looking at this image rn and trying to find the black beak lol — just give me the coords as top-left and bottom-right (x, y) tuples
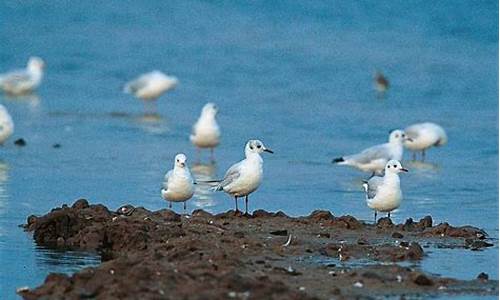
(405, 137), (413, 142)
(264, 148), (274, 154)
(400, 168), (408, 172)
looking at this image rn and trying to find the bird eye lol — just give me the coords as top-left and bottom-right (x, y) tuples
(393, 165), (397, 168)
(387, 165), (390, 168)
(249, 146), (254, 150)
(257, 145), (261, 149)
(402, 134), (405, 137)
(176, 159), (179, 162)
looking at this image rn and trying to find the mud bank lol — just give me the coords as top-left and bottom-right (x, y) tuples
(19, 199), (497, 299)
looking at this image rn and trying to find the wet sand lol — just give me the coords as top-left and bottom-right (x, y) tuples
(18, 199), (497, 299)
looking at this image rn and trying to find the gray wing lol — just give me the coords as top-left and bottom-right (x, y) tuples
(162, 170), (173, 189)
(0, 70), (31, 87)
(216, 162), (242, 190)
(404, 125), (420, 140)
(363, 176), (384, 199)
(124, 75), (149, 94)
(346, 143), (391, 164)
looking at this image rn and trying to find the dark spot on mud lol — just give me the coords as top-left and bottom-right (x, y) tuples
(270, 229), (288, 236)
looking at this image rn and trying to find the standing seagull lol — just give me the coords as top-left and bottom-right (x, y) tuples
(161, 153), (195, 211)
(404, 122), (447, 161)
(0, 105), (13, 144)
(0, 57), (45, 95)
(332, 130), (411, 176)
(124, 70), (178, 101)
(214, 139), (273, 214)
(190, 103), (221, 161)
(363, 160), (408, 223)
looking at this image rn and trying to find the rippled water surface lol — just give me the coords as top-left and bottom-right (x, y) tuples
(0, 1), (498, 298)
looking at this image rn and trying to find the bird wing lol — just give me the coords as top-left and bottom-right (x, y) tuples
(216, 162), (242, 190)
(162, 170), (173, 189)
(347, 143), (390, 164)
(0, 70), (31, 87)
(123, 73), (151, 94)
(363, 176), (384, 199)
(404, 124), (421, 140)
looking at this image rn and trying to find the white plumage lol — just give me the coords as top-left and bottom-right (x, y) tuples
(333, 130), (410, 175)
(124, 70), (178, 100)
(0, 105), (13, 144)
(363, 160), (407, 222)
(404, 122), (447, 160)
(0, 57), (45, 95)
(215, 140), (273, 213)
(161, 153), (195, 210)
(190, 103), (220, 159)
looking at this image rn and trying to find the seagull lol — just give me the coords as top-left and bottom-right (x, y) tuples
(374, 71), (389, 95)
(404, 122), (447, 161)
(161, 153), (195, 211)
(332, 129), (411, 176)
(190, 103), (221, 161)
(0, 57), (45, 95)
(363, 160), (408, 223)
(214, 139), (273, 214)
(0, 105), (13, 144)
(124, 70), (178, 101)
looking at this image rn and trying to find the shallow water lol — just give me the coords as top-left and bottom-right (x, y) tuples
(0, 1), (498, 298)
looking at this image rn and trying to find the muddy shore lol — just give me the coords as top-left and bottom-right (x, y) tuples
(18, 199), (497, 299)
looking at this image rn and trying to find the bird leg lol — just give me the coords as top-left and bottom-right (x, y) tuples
(421, 150), (426, 162)
(412, 152), (416, 161)
(183, 201), (186, 212)
(234, 196), (239, 213)
(245, 195), (249, 215)
(374, 211), (377, 224)
(169, 201), (172, 209)
(387, 212), (391, 219)
(196, 148), (201, 164)
(210, 148), (215, 162)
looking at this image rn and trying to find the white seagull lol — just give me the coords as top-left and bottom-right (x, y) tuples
(214, 139), (273, 214)
(332, 129), (411, 176)
(161, 153), (195, 211)
(363, 160), (408, 223)
(0, 57), (45, 95)
(190, 103), (221, 161)
(404, 122), (447, 161)
(124, 70), (178, 101)
(0, 105), (13, 144)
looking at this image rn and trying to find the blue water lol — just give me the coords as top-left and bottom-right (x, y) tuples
(0, 1), (497, 298)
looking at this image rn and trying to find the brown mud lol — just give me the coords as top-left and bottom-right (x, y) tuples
(18, 199), (497, 299)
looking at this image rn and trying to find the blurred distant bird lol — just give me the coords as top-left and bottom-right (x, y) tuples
(363, 160), (407, 223)
(0, 105), (14, 144)
(124, 70), (178, 101)
(190, 103), (221, 161)
(0, 57), (45, 95)
(161, 153), (195, 211)
(332, 130), (411, 176)
(374, 71), (389, 95)
(404, 122), (447, 161)
(214, 139), (273, 214)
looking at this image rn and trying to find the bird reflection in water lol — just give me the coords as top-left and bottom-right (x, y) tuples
(4, 93), (41, 113)
(191, 162), (218, 211)
(0, 161), (10, 238)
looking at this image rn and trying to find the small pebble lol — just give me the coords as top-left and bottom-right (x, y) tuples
(353, 281), (363, 288)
